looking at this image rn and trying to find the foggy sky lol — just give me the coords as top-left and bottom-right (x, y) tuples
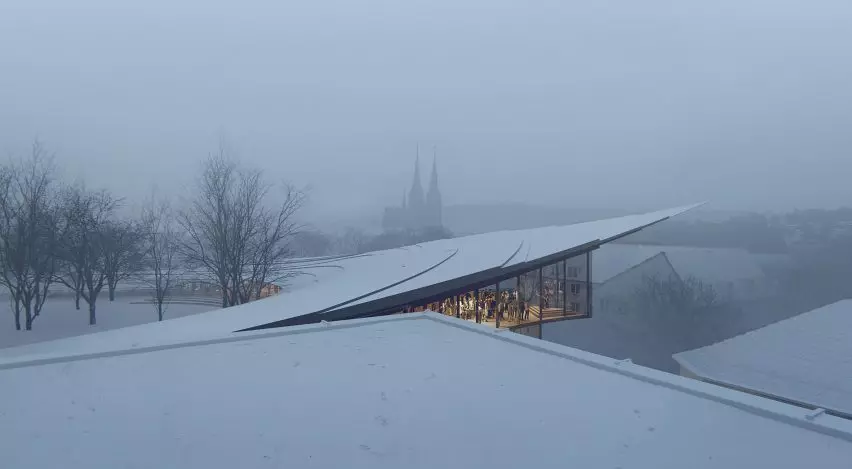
(2, 0), (852, 225)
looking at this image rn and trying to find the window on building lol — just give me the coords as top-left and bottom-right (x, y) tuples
(540, 261), (564, 320)
(569, 302), (581, 312)
(570, 283), (581, 296)
(567, 266), (580, 278)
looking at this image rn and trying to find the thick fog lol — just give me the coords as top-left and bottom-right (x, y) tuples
(7, 3), (852, 448)
(2, 0), (852, 224)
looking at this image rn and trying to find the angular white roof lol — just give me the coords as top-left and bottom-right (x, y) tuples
(674, 300), (852, 417)
(2, 313), (851, 469)
(0, 204), (698, 365)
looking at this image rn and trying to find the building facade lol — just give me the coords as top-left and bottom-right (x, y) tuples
(383, 148), (442, 231)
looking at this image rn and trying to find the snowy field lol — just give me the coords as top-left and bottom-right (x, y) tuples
(0, 295), (218, 350)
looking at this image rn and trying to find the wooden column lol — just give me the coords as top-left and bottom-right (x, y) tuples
(495, 281), (501, 328)
(538, 267), (543, 322)
(455, 295), (460, 318)
(475, 288), (481, 323)
(563, 260), (568, 317)
(516, 275), (522, 323)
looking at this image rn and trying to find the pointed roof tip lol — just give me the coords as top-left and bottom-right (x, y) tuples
(413, 145), (423, 179)
(427, 145), (440, 193)
(409, 145), (425, 197)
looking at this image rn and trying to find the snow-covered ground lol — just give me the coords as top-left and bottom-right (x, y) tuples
(0, 295), (217, 350)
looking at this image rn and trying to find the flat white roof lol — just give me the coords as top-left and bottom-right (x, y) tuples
(0, 204), (698, 365)
(674, 300), (852, 417)
(2, 313), (851, 469)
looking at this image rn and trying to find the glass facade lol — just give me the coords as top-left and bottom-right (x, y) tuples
(394, 250), (594, 337)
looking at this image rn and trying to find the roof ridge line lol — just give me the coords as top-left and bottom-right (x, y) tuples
(0, 314), (422, 371)
(597, 251), (669, 285)
(421, 313), (852, 442)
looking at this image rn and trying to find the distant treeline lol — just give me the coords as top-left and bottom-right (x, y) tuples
(618, 214), (788, 253)
(292, 226), (453, 257)
(619, 208), (852, 254)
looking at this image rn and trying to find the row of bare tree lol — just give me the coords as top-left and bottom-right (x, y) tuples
(0, 140), (304, 331)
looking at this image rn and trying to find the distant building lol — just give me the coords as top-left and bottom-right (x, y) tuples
(541, 245), (784, 373)
(591, 244), (776, 313)
(382, 147), (442, 231)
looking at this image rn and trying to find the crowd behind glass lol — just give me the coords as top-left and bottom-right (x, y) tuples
(402, 252), (592, 330)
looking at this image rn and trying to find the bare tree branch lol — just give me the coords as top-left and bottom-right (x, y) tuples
(102, 220), (143, 301)
(140, 195), (181, 321)
(178, 144), (305, 308)
(55, 185), (120, 325)
(0, 139), (60, 331)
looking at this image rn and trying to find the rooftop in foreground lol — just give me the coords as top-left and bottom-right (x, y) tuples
(674, 299), (852, 418)
(2, 313), (852, 469)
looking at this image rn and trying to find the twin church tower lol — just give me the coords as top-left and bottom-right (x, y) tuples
(382, 146), (443, 231)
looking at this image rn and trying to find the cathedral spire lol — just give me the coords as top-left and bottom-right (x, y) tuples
(408, 145), (425, 212)
(428, 146), (439, 194)
(426, 145), (442, 227)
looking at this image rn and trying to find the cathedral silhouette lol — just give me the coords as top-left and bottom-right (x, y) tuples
(382, 146), (443, 231)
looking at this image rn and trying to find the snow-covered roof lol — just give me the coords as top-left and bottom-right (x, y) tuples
(0, 204), (698, 364)
(674, 300), (852, 417)
(2, 313), (851, 469)
(593, 244), (765, 284)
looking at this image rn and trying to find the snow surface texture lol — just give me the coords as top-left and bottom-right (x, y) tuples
(0, 204), (697, 366)
(2, 313), (852, 469)
(674, 299), (852, 416)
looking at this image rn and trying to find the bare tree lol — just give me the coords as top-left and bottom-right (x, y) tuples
(55, 186), (119, 325)
(140, 197), (181, 321)
(54, 215), (84, 310)
(633, 274), (718, 319)
(333, 227), (367, 255)
(179, 147), (304, 308)
(102, 220), (143, 301)
(240, 183), (304, 303)
(290, 230), (331, 258)
(0, 140), (60, 330)
(179, 154), (235, 307)
(62, 268), (84, 310)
